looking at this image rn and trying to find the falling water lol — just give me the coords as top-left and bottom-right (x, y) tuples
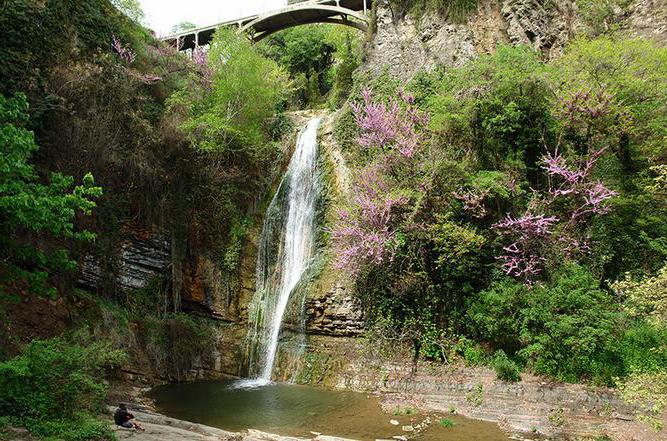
(243, 118), (321, 385)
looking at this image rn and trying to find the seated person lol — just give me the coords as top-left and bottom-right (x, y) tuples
(113, 403), (145, 431)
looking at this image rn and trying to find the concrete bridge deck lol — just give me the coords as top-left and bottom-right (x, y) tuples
(161, 0), (371, 49)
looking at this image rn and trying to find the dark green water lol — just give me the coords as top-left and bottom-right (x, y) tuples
(148, 380), (511, 441)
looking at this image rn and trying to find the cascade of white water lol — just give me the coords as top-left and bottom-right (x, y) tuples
(243, 118), (321, 385)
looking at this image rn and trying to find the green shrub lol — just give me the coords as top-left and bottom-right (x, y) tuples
(492, 350), (521, 382)
(518, 266), (622, 383)
(0, 337), (124, 439)
(454, 338), (488, 366)
(173, 27), (288, 153)
(28, 414), (115, 441)
(617, 322), (667, 375)
(470, 265), (623, 384)
(619, 370), (667, 431)
(0, 337), (125, 419)
(427, 45), (553, 181)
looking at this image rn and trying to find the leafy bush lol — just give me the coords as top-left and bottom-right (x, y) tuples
(0, 0), (148, 97)
(514, 266), (622, 383)
(427, 45), (553, 179)
(0, 337), (125, 439)
(614, 264), (667, 324)
(492, 350), (521, 382)
(617, 322), (667, 375)
(470, 265), (622, 383)
(27, 414), (116, 441)
(619, 371), (667, 431)
(174, 28), (288, 152)
(453, 337), (488, 367)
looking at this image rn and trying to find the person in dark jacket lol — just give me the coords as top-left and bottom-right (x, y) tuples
(113, 403), (145, 431)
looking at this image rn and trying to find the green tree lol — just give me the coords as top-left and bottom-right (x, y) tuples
(174, 28), (288, 152)
(111, 0), (145, 24)
(330, 31), (360, 107)
(427, 45), (554, 183)
(261, 25), (335, 103)
(0, 94), (102, 300)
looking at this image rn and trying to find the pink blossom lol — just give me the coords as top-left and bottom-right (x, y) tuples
(494, 148), (617, 284)
(542, 148), (616, 221)
(493, 214), (558, 281)
(560, 89), (613, 125)
(111, 34), (136, 64)
(331, 165), (407, 274)
(191, 44), (212, 85)
(351, 88), (429, 159)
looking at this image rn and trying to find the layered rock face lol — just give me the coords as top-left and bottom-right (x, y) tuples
(305, 284), (364, 337)
(627, 0), (667, 43)
(78, 230), (170, 293)
(362, 0), (577, 80)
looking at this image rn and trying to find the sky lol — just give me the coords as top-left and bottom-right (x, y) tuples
(139, 0), (287, 36)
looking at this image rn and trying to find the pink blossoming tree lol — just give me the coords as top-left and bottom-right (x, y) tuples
(350, 88), (429, 159)
(332, 89), (429, 274)
(493, 147), (617, 283)
(192, 44), (212, 85)
(331, 165), (407, 274)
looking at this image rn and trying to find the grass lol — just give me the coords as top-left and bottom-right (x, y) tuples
(440, 418), (456, 428)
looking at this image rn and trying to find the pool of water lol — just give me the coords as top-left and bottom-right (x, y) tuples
(148, 380), (511, 441)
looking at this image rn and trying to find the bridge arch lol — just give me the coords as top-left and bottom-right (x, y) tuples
(163, 0), (371, 50)
(240, 4), (369, 42)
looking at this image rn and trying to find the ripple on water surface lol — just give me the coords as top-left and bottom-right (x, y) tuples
(148, 380), (511, 441)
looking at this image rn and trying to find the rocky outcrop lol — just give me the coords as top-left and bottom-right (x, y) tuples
(362, 0), (478, 80)
(500, 0), (575, 57)
(305, 284), (364, 337)
(78, 230), (170, 292)
(361, 0), (667, 80)
(626, 0), (667, 43)
(362, 0), (579, 80)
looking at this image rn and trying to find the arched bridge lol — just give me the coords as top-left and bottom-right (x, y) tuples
(162, 0), (371, 50)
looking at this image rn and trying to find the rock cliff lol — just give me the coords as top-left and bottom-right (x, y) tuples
(362, 0), (666, 81)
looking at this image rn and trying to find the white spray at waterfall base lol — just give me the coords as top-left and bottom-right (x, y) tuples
(239, 118), (322, 387)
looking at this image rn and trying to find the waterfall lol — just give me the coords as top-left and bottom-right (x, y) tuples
(243, 117), (321, 385)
